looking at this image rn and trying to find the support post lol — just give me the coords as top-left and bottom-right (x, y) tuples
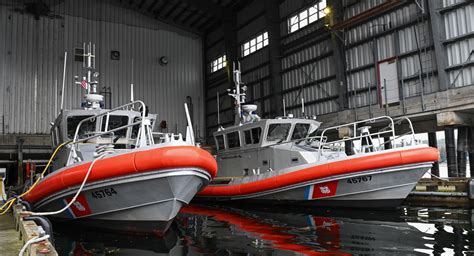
(468, 127), (474, 177)
(265, 0), (283, 117)
(328, 0), (347, 109)
(426, 0), (449, 90)
(445, 126), (457, 177)
(457, 126), (468, 177)
(16, 138), (24, 186)
(428, 131), (440, 177)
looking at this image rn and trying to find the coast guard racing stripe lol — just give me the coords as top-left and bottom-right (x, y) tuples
(305, 180), (338, 200)
(65, 194), (92, 218)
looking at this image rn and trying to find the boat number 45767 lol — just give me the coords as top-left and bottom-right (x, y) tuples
(91, 188), (118, 199)
(347, 175), (372, 184)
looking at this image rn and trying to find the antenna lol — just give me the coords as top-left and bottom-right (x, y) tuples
(283, 98), (286, 117)
(130, 58), (134, 103)
(60, 51), (67, 111)
(301, 98), (305, 117)
(217, 92), (220, 126)
(228, 61), (246, 125)
(184, 103), (195, 145)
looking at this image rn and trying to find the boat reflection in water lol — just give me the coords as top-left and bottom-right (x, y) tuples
(55, 204), (473, 255)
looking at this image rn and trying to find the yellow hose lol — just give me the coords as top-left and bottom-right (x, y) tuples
(0, 141), (69, 214)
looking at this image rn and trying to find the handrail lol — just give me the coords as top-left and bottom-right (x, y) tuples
(318, 116), (395, 150)
(72, 100), (147, 147)
(315, 116), (420, 159)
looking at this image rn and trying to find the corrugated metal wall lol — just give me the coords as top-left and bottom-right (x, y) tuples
(344, 1), (439, 110)
(204, 0), (474, 141)
(0, 0), (204, 136)
(442, 0), (474, 87)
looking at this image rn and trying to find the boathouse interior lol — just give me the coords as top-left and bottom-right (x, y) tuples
(0, 0), (473, 185)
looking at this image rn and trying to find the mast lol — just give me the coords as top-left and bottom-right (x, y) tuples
(228, 61), (247, 125)
(75, 42), (103, 110)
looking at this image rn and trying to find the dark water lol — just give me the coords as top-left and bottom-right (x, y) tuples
(54, 204), (474, 255)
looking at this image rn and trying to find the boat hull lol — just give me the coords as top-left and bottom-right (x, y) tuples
(32, 168), (210, 231)
(197, 146), (439, 208)
(197, 163), (431, 208)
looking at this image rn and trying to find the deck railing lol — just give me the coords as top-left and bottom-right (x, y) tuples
(316, 116), (417, 160)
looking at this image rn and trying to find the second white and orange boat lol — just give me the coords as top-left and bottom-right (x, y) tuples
(196, 63), (439, 208)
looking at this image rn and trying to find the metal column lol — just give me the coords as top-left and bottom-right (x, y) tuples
(328, 0), (348, 110)
(265, 0), (283, 117)
(428, 131), (440, 177)
(445, 126), (457, 177)
(457, 126), (468, 177)
(426, 0), (449, 91)
(468, 127), (474, 177)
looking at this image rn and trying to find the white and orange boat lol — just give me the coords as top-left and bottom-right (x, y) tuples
(19, 43), (217, 232)
(196, 63), (438, 208)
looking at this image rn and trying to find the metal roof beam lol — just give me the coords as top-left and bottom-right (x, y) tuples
(178, 0), (224, 19)
(163, 1), (182, 18)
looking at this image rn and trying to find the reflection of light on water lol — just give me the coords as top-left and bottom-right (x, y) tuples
(414, 248), (433, 255)
(443, 226), (454, 234)
(406, 222), (437, 235)
(443, 248), (454, 254)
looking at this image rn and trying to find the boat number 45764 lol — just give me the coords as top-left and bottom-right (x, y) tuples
(91, 188), (118, 199)
(347, 175), (372, 184)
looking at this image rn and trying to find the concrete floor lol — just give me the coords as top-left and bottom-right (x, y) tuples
(0, 213), (21, 256)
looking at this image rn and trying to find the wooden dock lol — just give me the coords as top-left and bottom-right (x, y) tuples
(405, 178), (473, 208)
(0, 205), (58, 256)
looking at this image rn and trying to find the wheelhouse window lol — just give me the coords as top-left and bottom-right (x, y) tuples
(252, 128), (262, 143)
(216, 135), (225, 150)
(211, 55), (226, 73)
(266, 124), (291, 142)
(227, 131), (240, 149)
(288, 0), (327, 34)
(241, 32), (268, 57)
(291, 123), (311, 140)
(67, 115), (96, 139)
(244, 130), (252, 145)
(101, 116), (129, 138)
(244, 127), (262, 145)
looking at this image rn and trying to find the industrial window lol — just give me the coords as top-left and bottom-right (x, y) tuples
(211, 55), (226, 73)
(241, 32), (268, 57)
(227, 131), (240, 149)
(288, 0), (327, 34)
(266, 124), (291, 142)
